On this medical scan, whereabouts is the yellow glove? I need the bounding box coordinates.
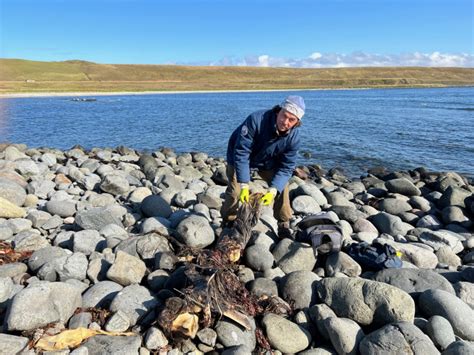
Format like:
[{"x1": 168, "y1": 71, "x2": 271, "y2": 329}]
[
  {"x1": 239, "y1": 184, "x2": 250, "y2": 203},
  {"x1": 260, "y1": 188, "x2": 277, "y2": 206}
]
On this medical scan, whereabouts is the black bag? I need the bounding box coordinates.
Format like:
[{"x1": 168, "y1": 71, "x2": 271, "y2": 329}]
[
  {"x1": 345, "y1": 242, "x2": 402, "y2": 271},
  {"x1": 296, "y1": 213, "x2": 343, "y2": 254}
]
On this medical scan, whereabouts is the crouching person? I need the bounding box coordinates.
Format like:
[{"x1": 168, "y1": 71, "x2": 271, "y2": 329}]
[{"x1": 220, "y1": 95, "x2": 306, "y2": 238}]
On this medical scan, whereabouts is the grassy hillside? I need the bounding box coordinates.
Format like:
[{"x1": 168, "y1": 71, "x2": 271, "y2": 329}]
[{"x1": 0, "y1": 58, "x2": 473, "y2": 94}]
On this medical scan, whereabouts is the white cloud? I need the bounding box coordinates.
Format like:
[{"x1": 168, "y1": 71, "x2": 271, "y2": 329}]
[{"x1": 209, "y1": 51, "x2": 474, "y2": 68}]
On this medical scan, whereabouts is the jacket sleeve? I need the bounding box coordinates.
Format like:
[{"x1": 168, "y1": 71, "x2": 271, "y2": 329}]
[
  {"x1": 271, "y1": 132, "x2": 301, "y2": 192},
  {"x1": 233, "y1": 114, "x2": 257, "y2": 184}
]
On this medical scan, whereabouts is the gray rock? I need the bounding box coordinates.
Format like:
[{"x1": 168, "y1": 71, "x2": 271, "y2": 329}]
[
  {"x1": 378, "y1": 198, "x2": 412, "y2": 215},
  {"x1": 461, "y1": 267, "x2": 474, "y2": 282},
  {"x1": 76, "y1": 207, "x2": 123, "y2": 231},
  {"x1": 136, "y1": 233, "x2": 172, "y2": 260},
  {"x1": 438, "y1": 186, "x2": 472, "y2": 208},
  {"x1": 55, "y1": 252, "x2": 88, "y2": 281},
  {"x1": 262, "y1": 313, "x2": 312, "y2": 353},
  {"x1": 141, "y1": 194, "x2": 173, "y2": 218},
  {"x1": 82, "y1": 335, "x2": 141, "y2": 355},
  {"x1": 128, "y1": 186, "x2": 152, "y2": 203},
  {"x1": 416, "y1": 214, "x2": 443, "y2": 230},
  {"x1": 292, "y1": 195, "x2": 322, "y2": 214},
  {"x1": 317, "y1": 277, "x2": 415, "y2": 326},
  {"x1": 109, "y1": 284, "x2": 158, "y2": 326},
  {"x1": 27, "y1": 179, "x2": 55, "y2": 199},
  {"x1": 0, "y1": 333, "x2": 29, "y2": 354},
  {"x1": 442, "y1": 341, "x2": 474, "y2": 355},
  {"x1": 173, "y1": 189, "x2": 197, "y2": 208},
  {"x1": 106, "y1": 251, "x2": 146, "y2": 286},
  {"x1": 409, "y1": 195, "x2": 433, "y2": 212},
  {"x1": 325, "y1": 317, "x2": 364, "y2": 355},
  {"x1": 273, "y1": 240, "x2": 317, "y2": 274},
  {"x1": 0, "y1": 276, "x2": 13, "y2": 305},
  {"x1": 279, "y1": 270, "x2": 320, "y2": 309},
  {"x1": 426, "y1": 315, "x2": 456, "y2": 350},
  {"x1": 104, "y1": 310, "x2": 130, "y2": 332},
  {"x1": 0, "y1": 178, "x2": 27, "y2": 206},
  {"x1": 442, "y1": 206, "x2": 469, "y2": 224},
  {"x1": 419, "y1": 230, "x2": 465, "y2": 253},
  {"x1": 373, "y1": 268, "x2": 455, "y2": 299},
  {"x1": 419, "y1": 289, "x2": 474, "y2": 341},
  {"x1": 6, "y1": 281, "x2": 82, "y2": 331},
  {"x1": 308, "y1": 303, "x2": 337, "y2": 340},
  {"x1": 386, "y1": 178, "x2": 421, "y2": 196},
  {"x1": 73, "y1": 230, "x2": 106, "y2": 255},
  {"x1": 352, "y1": 218, "x2": 379, "y2": 234},
  {"x1": 325, "y1": 251, "x2": 362, "y2": 277},
  {"x1": 326, "y1": 191, "x2": 354, "y2": 207},
  {"x1": 453, "y1": 282, "x2": 474, "y2": 309},
  {"x1": 69, "y1": 311, "x2": 93, "y2": 329},
  {"x1": 5, "y1": 218, "x2": 32, "y2": 234},
  {"x1": 0, "y1": 262, "x2": 27, "y2": 278},
  {"x1": 0, "y1": 224, "x2": 13, "y2": 241},
  {"x1": 12, "y1": 230, "x2": 49, "y2": 252},
  {"x1": 82, "y1": 281, "x2": 123, "y2": 308},
  {"x1": 247, "y1": 278, "x2": 278, "y2": 297},
  {"x1": 436, "y1": 246, "x2": 462, "y2": 268},
  {"x1": 370, "y1": 212, "x2": 413, "y2": 236},
  {"x1": 45, "y1": 200, "x2": 77, "y2": 217},
  {"x1": 157, "y1": 174, "x2": 185, "y2": 191},
  {"x1": 28, "y1": 246, "x2": 69, "y2": 272},
  {"x1": 359, "y1": 321, "x2": 439, "y2": 355},
  {"x1": 144, "y1": 326, "x2": 168, "y2": 350},
  {"x1": 147, "y1": 270, "x2": 169, "y2": 291},
  {"x1": 299, "y1": 347, "x2": 338, "y2": 355},
  {"x1": 215, "y1": 317, "x2": 256, "y2": 351},
  {"x1": 244, "y1": 244, "x2": 274, "y2": 271},
  {"x1": 197, "y1": 328, "x2": 217, "y2": 347},
  {"x1": 175, "y1": 214, "x2": 214, "y2": 248},
  {"x1": 296, "y1": 183, "x2": 328, "y2": 205},
  {"x1": 330, "y1": 205, "x2": 366, "y2": 224},
  {"x1": 100, "y1": 174, "x2": 130, "y2": 196},
  {"x1": 197, "y1": 185, "x2": 225, "y2": 209},
  {"x1": 26, "y1": 209, "x2": 52, "y2": 228}
]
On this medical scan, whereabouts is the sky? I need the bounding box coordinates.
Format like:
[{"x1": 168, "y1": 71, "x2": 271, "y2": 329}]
[{"x1": 1, "y1": 0, "x2": 473, "y2": 68}]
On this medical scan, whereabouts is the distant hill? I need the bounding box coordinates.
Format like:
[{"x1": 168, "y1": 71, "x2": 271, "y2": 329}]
[{"x1": 0, "y1": 58, "x2": 473, "y2": 94}]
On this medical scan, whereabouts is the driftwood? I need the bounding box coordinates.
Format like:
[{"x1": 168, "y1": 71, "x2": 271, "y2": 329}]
[{"x1": 157, "y1": 194, "x2": 291, "y2": 343}]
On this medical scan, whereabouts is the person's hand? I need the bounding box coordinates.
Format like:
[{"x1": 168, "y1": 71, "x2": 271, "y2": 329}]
[
  {"x1": 260, "y1": 188, "x2": 277, "y2": 205},
  {"x1": 239, "y1": 184, "x2": 250, "y2": 203}
]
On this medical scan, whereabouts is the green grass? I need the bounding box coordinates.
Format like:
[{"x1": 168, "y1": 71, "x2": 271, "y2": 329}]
[{"x1": 0, "y1": 58, "x2": 473, "y2": 94}]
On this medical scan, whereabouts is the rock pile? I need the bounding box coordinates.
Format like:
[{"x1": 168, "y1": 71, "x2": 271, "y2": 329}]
[{"x1": 0, "y1": 143, "x2": 473, "y2": 354}]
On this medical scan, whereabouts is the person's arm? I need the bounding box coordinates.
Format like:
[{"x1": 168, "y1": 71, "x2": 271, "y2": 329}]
[
  {"x1": 271, "y1": 133, "x2": 301, "y2": 192},
  {"x1": 233, "y1": 114, "x2": 257, "y2": 185}
]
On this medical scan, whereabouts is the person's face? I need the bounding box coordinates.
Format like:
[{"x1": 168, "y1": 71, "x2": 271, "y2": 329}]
[{"x1": 276, "y1": 109, "x2": 299, "y2": 132}]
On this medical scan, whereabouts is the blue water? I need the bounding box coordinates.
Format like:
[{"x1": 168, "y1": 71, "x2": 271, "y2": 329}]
[{"x1": 1, "y1": 87, "x2": 473, "y2": 178}]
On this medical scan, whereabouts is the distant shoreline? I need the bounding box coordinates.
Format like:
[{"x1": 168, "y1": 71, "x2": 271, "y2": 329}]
[{"x1": 1, "y1": 86, "x2": 472, "y2": 99}]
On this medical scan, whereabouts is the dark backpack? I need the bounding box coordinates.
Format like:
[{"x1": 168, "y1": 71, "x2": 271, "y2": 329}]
[
  {"x1": 296, "y1": 213, "x2": 343, "y2": 255},
  {"x1": 345, "y1": 241, "x2": 402, "y2": 271}
]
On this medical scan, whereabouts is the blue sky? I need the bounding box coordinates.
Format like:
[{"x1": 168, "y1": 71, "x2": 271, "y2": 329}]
[{"x1": 1, "y1": 0, "x2": 472, "y2": 67}]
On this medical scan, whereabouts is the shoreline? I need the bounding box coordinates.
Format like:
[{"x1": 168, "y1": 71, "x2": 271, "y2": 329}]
[{"x1": 2, "y1": 85, "x2": 472, "y2": 99}]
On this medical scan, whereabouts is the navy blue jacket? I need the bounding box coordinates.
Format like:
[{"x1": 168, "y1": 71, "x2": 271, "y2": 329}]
[{"x1": 226, "y1": 108, "x2": 301, "y2": 192}]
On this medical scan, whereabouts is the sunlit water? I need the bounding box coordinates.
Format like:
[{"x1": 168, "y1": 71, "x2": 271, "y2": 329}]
[{"x1": 1, "y1": 87, "x2": 473, "y2": 178}]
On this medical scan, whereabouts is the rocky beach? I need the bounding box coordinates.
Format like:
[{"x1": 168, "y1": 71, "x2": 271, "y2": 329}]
[{"x1": 0, "y1": 143, "x2": 473, "y2": 354}]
